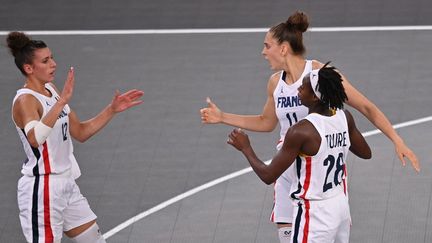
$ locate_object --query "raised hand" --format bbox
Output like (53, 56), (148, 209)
(58, 67), (75, 105)
(227, 128), (251, 152)
(200, 97), (223, 124)
(110, 89), (144, 113)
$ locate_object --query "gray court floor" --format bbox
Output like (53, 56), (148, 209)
(1, 1), (432, 243)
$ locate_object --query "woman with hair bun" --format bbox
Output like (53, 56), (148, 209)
(200, 11), (419, 242)
(7, 31), (143, 243)
(227, 64), (372, 243)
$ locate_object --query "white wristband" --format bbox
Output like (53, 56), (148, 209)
(24, 120), (38, 135)
(24, 120), (53, 145)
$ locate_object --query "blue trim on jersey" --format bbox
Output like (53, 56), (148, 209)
(290, 156), (302, 200)
(281, 70), (286, 82)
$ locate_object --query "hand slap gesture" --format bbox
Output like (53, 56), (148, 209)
(58, 67), (75, 105)
(110, 89), (144, 113)
(227, 128), (251, 152)
(200, 97), (223, 124)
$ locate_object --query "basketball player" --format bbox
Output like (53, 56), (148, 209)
(228, 64), (371, 243)
(200, 11), (419, 242)
(7, 31), (144, 243)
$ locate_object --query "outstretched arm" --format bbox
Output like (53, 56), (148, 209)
(341, 76), (419, 171)
(344, 110), (371, 159)
(69, 89), (144, 143)
(200, 74), (279, 132)
(227, 125), (306, 184)
(312, 60), (419, 171)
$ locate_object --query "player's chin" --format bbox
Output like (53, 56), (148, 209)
(46, 74), (55, 82)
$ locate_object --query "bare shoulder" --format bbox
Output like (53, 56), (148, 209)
(343, 109), (353, 119)
(267, 71), (282, 93)
(311, 60), (347, 79)
(13, 93), (39, 110)
(343, 109), (355, 127)
(269, 71), (282, 84)
(12, 94), (41, 127)
(311, 60), (324, 69)
(286, 119), (315, 138)
(311, 60), (340, 71)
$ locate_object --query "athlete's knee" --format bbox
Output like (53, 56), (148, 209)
(278, 226), (292, 243)
(71, 223), (106, 243)
(276, 222), (292, 228)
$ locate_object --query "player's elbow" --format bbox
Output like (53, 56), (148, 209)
(70, 125), (91, 143)
(261, 178), (274, 185)
(26, 132), (42, 148)
(364, 149), (372, 159)
(363, 144), (372, 159)
(358, 148), (372, 160)
(27, 137), (40, 148)
(72, 133), (89, 143)
(75, 137), (88, 143)
(258, 116), (277, 132)
(259, 173), (277, 185)
(360, 152), (372, 160)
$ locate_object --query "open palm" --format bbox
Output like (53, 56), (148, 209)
(111, 89), (144, 113)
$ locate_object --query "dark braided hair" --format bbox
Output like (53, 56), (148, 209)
(6, 32), (47, 75)
(316, 62), (348, 109)
(269, 11), (309, 55)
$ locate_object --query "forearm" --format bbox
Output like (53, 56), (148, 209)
(361, 104), (404, 145)
(222, 113), (276, 132)
(352, 95), (420, 171)
(25, 101), (67, 147)
(76, 104), (116, 142)
(41, 101), (67, 127)
(241, 147), (274, 184)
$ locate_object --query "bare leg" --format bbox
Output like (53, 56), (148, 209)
(64, 220), (96, 238)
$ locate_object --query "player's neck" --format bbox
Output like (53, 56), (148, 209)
(283, 57), (306, 84)
(24, 78), (51, 96)
(308, 104), (332, 116)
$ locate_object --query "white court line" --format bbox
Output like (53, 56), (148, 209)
(103, 115), (432, 239)
(1, 25), (432, 36)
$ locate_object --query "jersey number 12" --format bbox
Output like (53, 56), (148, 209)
(62, 122), (68, 141)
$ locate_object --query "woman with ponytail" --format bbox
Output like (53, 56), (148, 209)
(200, 11), (419, 242)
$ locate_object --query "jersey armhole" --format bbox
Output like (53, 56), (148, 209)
(12, 93), (44, 128)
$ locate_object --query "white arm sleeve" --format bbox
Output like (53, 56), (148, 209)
(24, 120), (53, 145)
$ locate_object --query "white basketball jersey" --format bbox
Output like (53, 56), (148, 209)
(12, 83), (78, 177)
(290, 109), (351, 201)
(274, 60), (312, 150)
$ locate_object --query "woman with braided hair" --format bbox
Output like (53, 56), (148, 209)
(200, 11), (420, 242)
(227, 64), (372, 243)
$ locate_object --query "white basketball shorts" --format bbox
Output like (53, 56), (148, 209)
(17, 170), (97, 242)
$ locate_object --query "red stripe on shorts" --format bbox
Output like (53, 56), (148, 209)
(343, 164), (348, 195)
(300, 157), (311, 243)
(302, 200), (310, 243)
(42, 143), (53, 242)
